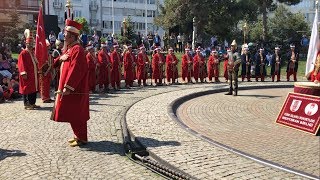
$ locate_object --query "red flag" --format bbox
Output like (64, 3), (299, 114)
(35, 6), (48, 70)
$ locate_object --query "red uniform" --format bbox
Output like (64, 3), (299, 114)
(39, 54), (53, 101)
(181, 53), (193, 82)
(193, 54), (206, 82)
(53, 43), (89, 142)
(18, 49), (39, 95)
(97, 49), (111, 90)
(223, 55), (229, 81)
(152, 53), (164, 84)
(208, 55), (219, 82)
(166, 53), (178, 83)
(136, 52), (150, 85)
(311, 52), (320, 82)
(123, 51), (136, 87)
(111, 50), (122, 89)
(86, 52), (97, 92)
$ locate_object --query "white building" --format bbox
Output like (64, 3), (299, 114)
(46, 0), (164, 37)
(283, 0), (317, 27)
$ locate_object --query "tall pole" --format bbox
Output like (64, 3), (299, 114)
(192, 17), (197, 50)
(112, 0), (115, 35)
(145, 0), (148, 35)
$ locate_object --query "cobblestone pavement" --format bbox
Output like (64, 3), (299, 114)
(0, 85), (182, 179)
(0, 79), (308, 179)
(126, 82), (313, 179)
(177, 88), (320, 178)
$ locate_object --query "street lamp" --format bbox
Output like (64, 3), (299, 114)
(242, 22), (248, 44)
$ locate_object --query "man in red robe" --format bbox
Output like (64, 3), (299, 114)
(86, 45), (97, 93)
(18, 29), (40, 110)
(166, 48), (178, 85)
(193, 48), (206, 83)
(136, 46), (150, 86)
(152, 47), (164, 86)
(39, 40), (54, 103)
(310, 51), (320, 83)
(208, 49), (220, 82)
(123, 45), (136, 88)
(181, 48), (193, 83)
(97, 42), (111, 92)
(52, 19), (89, 147)
(223, 49), (230, 82)
(111, 44), (122, 90)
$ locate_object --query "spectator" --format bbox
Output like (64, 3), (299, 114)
(169, 33), (176, 51)
(0, 85), (4, 103)
(80, 32), (88, 47)
(147, 32), (154, 49)
(57, 29), (64, 42)
(136, 32), (143, 47)
(48, 31), (57, 47)
(92, 30), (100, 47)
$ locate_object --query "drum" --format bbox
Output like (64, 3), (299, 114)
(294, 82), (320, 96)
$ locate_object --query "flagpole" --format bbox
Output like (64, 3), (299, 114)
(305, 0), (319, 75)
(112, 0), (115, 35)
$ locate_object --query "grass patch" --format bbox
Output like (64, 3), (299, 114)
(12, 53), (19, 60)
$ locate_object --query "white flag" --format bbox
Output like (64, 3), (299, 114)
(306, 8), (319, 75)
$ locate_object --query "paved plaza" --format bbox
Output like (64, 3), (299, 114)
(0, 80), (319, 179)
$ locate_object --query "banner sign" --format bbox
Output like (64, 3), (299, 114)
(276, 92), (320, 135)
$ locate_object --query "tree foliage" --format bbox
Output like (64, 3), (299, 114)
(75, 17), (89, 34)
(156, 0), (302, 44)
(249, 5), (309, 48)
(0, 9), (23, 52)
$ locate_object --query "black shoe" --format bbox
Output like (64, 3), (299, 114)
(225, 92), (232, 95)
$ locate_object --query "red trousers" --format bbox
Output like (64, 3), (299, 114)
(70, 120), (88, 142)
(111, 70), (121, 88)
(40, 74), (51, 101)
(287, 72), (297, 81)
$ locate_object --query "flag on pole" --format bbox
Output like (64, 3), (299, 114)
(306, 7), (319, 75)
(35, 6), (48, 70)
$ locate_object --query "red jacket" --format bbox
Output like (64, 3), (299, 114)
(53, 43), (89, 123)
(18, 49), (39, 94)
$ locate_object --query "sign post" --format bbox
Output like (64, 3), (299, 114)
(276, 92), (320, 135)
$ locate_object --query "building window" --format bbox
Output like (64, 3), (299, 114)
(103, 21), (112, 29)
(73, 10), (82, 18)
(114, 8), (123, 15)
(103, 7), (112, 15)
(148, 0), (155, 4)
(136, 9), (144, 17)
(147, 10), (155, 17)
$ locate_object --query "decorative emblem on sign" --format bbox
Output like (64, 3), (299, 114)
(304, 103), (318, 116)
(290, 99), (302, 112)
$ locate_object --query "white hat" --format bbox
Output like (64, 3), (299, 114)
(168, 47), (174, 51)
(290, 44), (295, 48)
(275, 47), (280, 50)
(185, 48), (190, 51)
(86, 45), (93, 50)
(101, 42), (107, 48)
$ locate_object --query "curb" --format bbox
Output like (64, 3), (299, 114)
(168, 84), (319, 180)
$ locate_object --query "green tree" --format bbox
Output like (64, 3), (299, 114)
(255, 0), (301, 42)
(118, 17), (137, 46)
(75, 17), (89, 34)
(155, 0), (259, 41)
(0, 9), (23, 52)
(269, 5), (308, 45)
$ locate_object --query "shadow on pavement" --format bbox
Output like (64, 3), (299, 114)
(0, 149), (27, 161)
(136, 137), (181, 147)
(237, 94), (281, 99)
(80, 141), (125, 156)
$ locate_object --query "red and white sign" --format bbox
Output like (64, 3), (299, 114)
(276, 92), (320, 135)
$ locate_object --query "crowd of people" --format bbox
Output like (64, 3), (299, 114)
(0, 44), (21, 103)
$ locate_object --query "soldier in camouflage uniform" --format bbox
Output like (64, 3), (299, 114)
(225, 40), (241, 96)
